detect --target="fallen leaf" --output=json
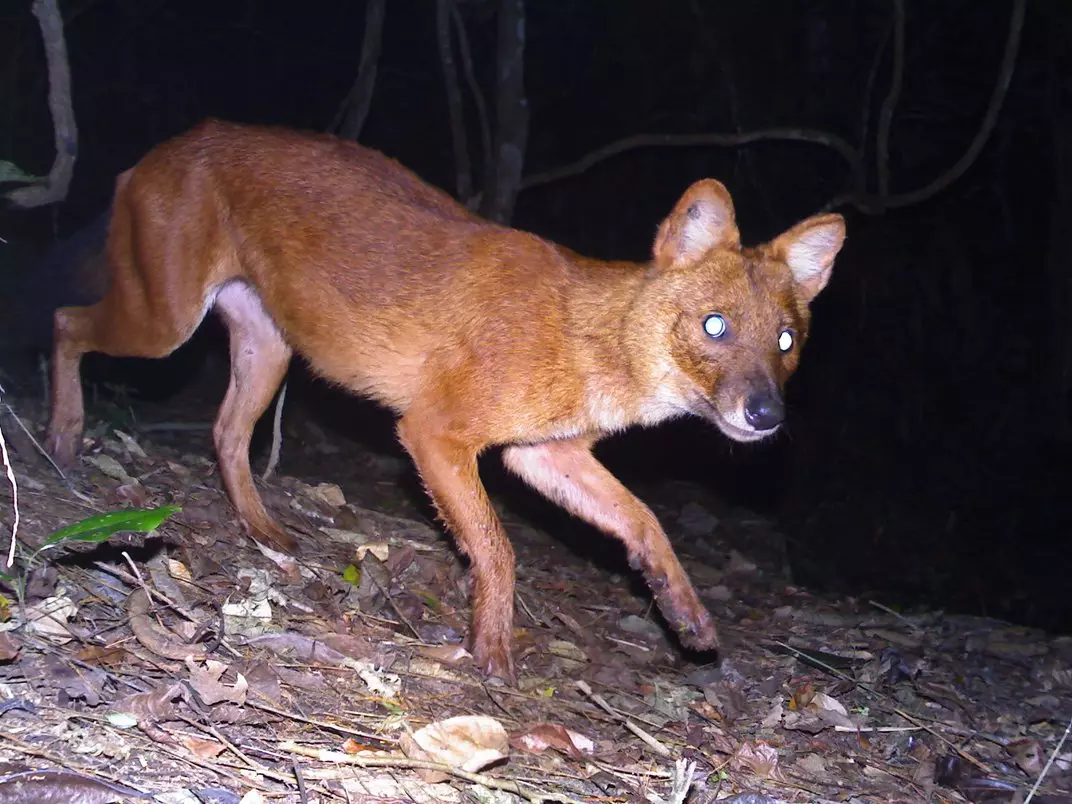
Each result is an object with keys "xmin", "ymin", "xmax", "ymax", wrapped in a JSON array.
[
  {"xmin": 419, "ymin": 643, "xmax": 473, "ymax": 665},
  {"xmin": 299, "ymin": 481, "xmax": 347, "ymax": 508},
  {"xmin": 84, "ymin": 453, "xmax": 135, "ymax": 484},
  {"xmin": 110, "ymin": 682, "xmax": 185, "ymax": 726},
  {"xmin": 187, "ymin": 658, "xmax": 249, "ymax": 705},
  {"xmin": 400, "ymin": 715, "xmax": 509, "ymax": 782},
  {"xmin": 181, "ymin": 735, "xmax": 227, "ymax": 760},
  {"xmin": 0, "ymin": 768, "xmax": 146, "ymax": 803},
  {"xmin": 24, "ymin": 594, "xmax": 77, "ymax": 644},
  {"xmin": 356, "ymin": 542, "xmax": 391, "ymax": 562},
  {"xmin": 0, "ymin": 632, "xmax": 21, "ymax": 661},
  {"xmin": 112, "ymin": 429, "xmax": 148, "ymax": 458},
  {"xmin": 732, "ymin": 740, "xmax": 782, "ymax": 779},
  {"xmin": 511, "ymin": 723, "xmax": 595, "ymax": 759}
]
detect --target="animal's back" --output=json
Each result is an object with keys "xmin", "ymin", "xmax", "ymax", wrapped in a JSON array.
[{"xmin": 113, "ymin": 120, "xmax": 571, "ymax": 411}]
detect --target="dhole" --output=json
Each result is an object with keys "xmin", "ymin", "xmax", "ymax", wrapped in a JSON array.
[{"xmin": 46, "ymin": 120, "xmax": 845, "ymax": 682}]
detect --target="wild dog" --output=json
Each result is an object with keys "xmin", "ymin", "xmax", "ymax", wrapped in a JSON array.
[{"xmin": 46, "ymin": 120, "xmax": 846, "ymax": 681}]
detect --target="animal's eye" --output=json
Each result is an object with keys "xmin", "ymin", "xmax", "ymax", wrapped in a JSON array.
[
  {"xmin": 778, "ymin": 329, "xmax": 794, "ymax": 352},
  {"xmin": 703, "ymin": 314, "xmax": 727, "ymax": 339}
]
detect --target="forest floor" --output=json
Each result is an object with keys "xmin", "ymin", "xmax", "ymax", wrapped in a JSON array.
[{"xmin": 0, "ymin": 352, "xmax": 1069, "ymax": 804}]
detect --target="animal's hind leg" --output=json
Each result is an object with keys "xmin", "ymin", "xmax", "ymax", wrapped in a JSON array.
[
  {"xmin": 46, "ymin": 293, "xmax": 196, "ymax": 468},
  {"xmin": 211, "ymin": 282, "xmax": 295, "ymax": 553}
]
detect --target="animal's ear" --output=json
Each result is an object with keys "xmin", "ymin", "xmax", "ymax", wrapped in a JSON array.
[
  {"xmin": 768, "ymin": 213, "xmax": 846, "ymax": 303},
  {"xmin": 652, "ymin": 179, "xmax": 740, "ymax": 271}
]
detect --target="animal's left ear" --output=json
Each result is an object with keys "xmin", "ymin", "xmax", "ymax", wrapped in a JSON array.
[{"xmin": 769, "ymin": 213, "xmax": 846, "ymax": 303}]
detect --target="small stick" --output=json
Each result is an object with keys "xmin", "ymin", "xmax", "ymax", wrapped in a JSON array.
[{"xmin": 575, "ymin": 679, "xmax": 671, "ymax": 757}]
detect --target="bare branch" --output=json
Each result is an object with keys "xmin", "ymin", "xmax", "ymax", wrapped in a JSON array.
[
  {"xmin": 858, "ymin": 10, "xmax": 895, "ymax": 170},
  {"xmin": 333, "ymin": 0, "xmax": 385, "ymax": 141},
  {"xmin": 452, "ymin": 3, "xmax": 491, "ymax": 209},
  {"xmin": 5, "ymin": 0, "xmax": 78, "ymax": 209},
  {"xmin": 520, "ymin": 128, "xmax": 861, "ymax": 193},
  {"xmin": 436, "ymin": 0, "xmax": 472, "ymax": 202},
  {"xmin": 883, "ymin": 0, "xmax": 1026, "ymax": 209},
  {"xmin": 876, "ymin": 0, "xmax": 905, "ymax": 205}
]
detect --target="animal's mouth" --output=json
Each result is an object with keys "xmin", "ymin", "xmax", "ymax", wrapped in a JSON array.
[{"xmin": 688, "ymin": 392, "xmax": 777, "ymax": 444}]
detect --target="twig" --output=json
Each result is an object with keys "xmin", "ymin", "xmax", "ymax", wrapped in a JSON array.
[
  {"xmin": 261, "ymin": 380, "xmax": 286, "ymax": 482},
  {"xmin": 769, "ymin": 639, "xmax": 994, "ymax": 775},
  {"xmin": 0, "ymin": 729, "xmax": 150, "ymax": 796},
  {"xmin": 452, "ymin": 2, "xmax": 491, "ymax": 209},
  {"xmin": 1024, "ymin": 717, "xmax": 1072, "ymax": 804},
  {"xmin": 876, "ymin": 0, "xmax": 905, "ymax": 205},
  {"xmin": 437, "ymin": 0, "xmax": 472, "ymax": 201},
  {"xmin": 520, "ymin": 128, "xmax": 860, "ymax": 194},
  {"xmin": 1, "ymin": 401, "xmax": 70, "ymax": 484},
  {"xmin": 880, "ymin": 0, "xmax": 1026, "ymax": 209},
  {"xmin": 575, "ymin": 679, "xmax": 671, "ymax": 758},
  {"xmin": 279, "ymin": 741, "xmax": 584, "ymax": 804},
  {"xmin": 0, "ymin": 396, "xmax": 20, "ymax": 569}
]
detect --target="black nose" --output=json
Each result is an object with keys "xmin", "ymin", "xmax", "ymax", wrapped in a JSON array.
[{"xmin": 743, "ymin": 392, "xmax": 785, "ymax": 431}]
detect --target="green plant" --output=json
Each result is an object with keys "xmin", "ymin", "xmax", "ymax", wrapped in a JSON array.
[{"xmin": 0, "ymin": 505, "xmax": 180, "ymax": 613}]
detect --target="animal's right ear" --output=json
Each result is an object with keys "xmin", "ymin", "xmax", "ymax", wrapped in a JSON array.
[{"xmin": 652, "ymin": 179, "xmax": 740, "ymax": 271}]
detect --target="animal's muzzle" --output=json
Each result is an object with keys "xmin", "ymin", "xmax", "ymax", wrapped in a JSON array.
[{"xmin": 743, "ymin": 388, "xmax": 785, "ymax": 431}]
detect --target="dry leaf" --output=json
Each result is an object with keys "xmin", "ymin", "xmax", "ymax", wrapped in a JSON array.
[
  {"xmin": 511, "ymin": 723, "xmax": 595, "ymax": 759},
  {"xmin": 187, "ymin": 658, "xmax": 249, "ymax": 705},
  {"xmin": 419, "ymin": 644, "xmax": 473, "ymax": 665},
  {"xmin": 0, "ymin": 632, "xmax": 21, "ymax": 661},
  {"xmin": 112, "ymin": 429, "xmax": 148, "ymax": 458},
  {"xmin": 110, "ymin": 682, "xmax": 185, "ymax": 725},
  {"xmin": 180, "ymin": 735, "xmax": 226, "ymax": 759},
  {"xmin": 400, "ymin": 715, "xmax": 509, "ymax": 782},
  {"xmin": 732, "ymin": 740, "xmax": 782, "ymax": 779},
  {"xmin": 24, "ymin": 594, "xmax": 77, "ymax": 644},
  {"xmin": 84, "ymin": 453, "xmax": 134, "ymax": 483},
  {"xmin": 356, "ymin": 542, "xmax": 391, "ymax": 562},
  {"xmin": 301, "ymin": 481, "xmax": 347, "ymax": 508}
]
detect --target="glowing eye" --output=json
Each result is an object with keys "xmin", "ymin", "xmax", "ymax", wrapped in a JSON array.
[
  {"xmin": 778, "ymin": 329, "xmax": 794, "ymax": 352},
  {"xmin": 703, "ymin": 314, "xmax": 727, "ymax": 339}
]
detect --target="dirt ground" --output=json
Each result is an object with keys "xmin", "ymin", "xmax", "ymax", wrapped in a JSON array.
[{"xmin": 0, "ymin": 356, "xmax": 1070, "ymax": 804}]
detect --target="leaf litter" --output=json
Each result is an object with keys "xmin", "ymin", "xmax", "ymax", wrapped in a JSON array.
[{"xmin": 0, "ymin": 382, "xmax": 1069, "ymax": 803}]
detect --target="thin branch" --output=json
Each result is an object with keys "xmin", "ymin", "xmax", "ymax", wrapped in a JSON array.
[
  {"xmin": 436, "ymin": 0, "xmax": 472, "ymax": 201},
  {"xmin": 883, "ymin": 0, "xmax": 1026, "ymax": 209},
  {"xmin": 5, "ymin": 0, "xmax": 78, "ymax": 209},
  {"xmin": 857, "ymin": 10, "xmax": 895, "ymax": 184},
  {"xmin": 876, "ymin": 0, "xmax": 905, "ymax": 205},
  {"xmin": 520, "ymin": 128, "xmax": 860, "ymax": 193},
  {"xmin": 452, "ymin": 3, "xmax": 492, "ymax": 209},
  {"xmin": 333, "ymin": 0, "xmax": 385, "ymax": 141}
]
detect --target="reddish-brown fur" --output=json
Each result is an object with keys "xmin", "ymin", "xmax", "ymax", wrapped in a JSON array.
[{"xmin": 46, "ymin": 120, "xmax": 846, "ymax": 682}]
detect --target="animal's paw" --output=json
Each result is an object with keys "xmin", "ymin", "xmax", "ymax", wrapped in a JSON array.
[
  {"xmin": 45, "ymin": 428, "xmax": 80, "ymax": 469},
  {"xmin": 471, "ymin": 631, "xmax": 517, "ymax": 685},
  {"xmin": 652, "ymin": 577, "xmax": 720, "ymax": 652},
  {"xmin": 247, "ymin": 518, "xmax": 299, "ymax": 554}
]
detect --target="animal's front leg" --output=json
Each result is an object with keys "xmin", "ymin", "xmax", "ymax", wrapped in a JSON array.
[
  {"xmin": 397, "ymin": 414, "xmax": 517, "ymax": 683},
  {"xmin": 502, "ymin": 438, "xmax": 718, "ymax": 651}
]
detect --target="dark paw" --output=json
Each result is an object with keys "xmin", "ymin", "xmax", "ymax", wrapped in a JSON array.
[
  {"xmin": 45, "ymin": 429, "xmax": 79, "ymax": 469},
  {"xmin": 471, "ymin": 636, "xmax": 517, "ymax": 685},
  {"xmin": 248, "ymin": 519, "xmax": 299, "ymax": 554},
  {"xmin": 676, "ymin": 607, "xmax": 719, "ymax": 652}
]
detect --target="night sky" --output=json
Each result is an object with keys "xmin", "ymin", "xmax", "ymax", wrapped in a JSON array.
[{"xmin": 2, "ymin": 0, "xmax": 1068, "ymax": 633}]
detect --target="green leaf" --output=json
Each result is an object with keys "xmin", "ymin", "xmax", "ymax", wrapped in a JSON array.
[
  {"xmin": 43, "ymin": 506, "xmax": 181, "ymax": 548},
  {"xmin": 342, "ymin": 564, "xmax": 361, "ymax": 585}
]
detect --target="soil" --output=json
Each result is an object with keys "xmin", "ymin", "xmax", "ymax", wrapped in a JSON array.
[{"xmin": 0, "ymin": 352, "xmax": 1069, "ymax": 804}]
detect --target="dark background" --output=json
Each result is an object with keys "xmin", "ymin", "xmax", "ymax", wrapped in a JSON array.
[{"xmin": 1, "ymin": 0, "xmax": 1069, "ymax": 633}]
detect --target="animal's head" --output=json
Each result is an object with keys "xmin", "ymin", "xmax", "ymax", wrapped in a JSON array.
[{"xmin": 630, "ymin": 179, "xmax": 845, "ymax": 442}]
